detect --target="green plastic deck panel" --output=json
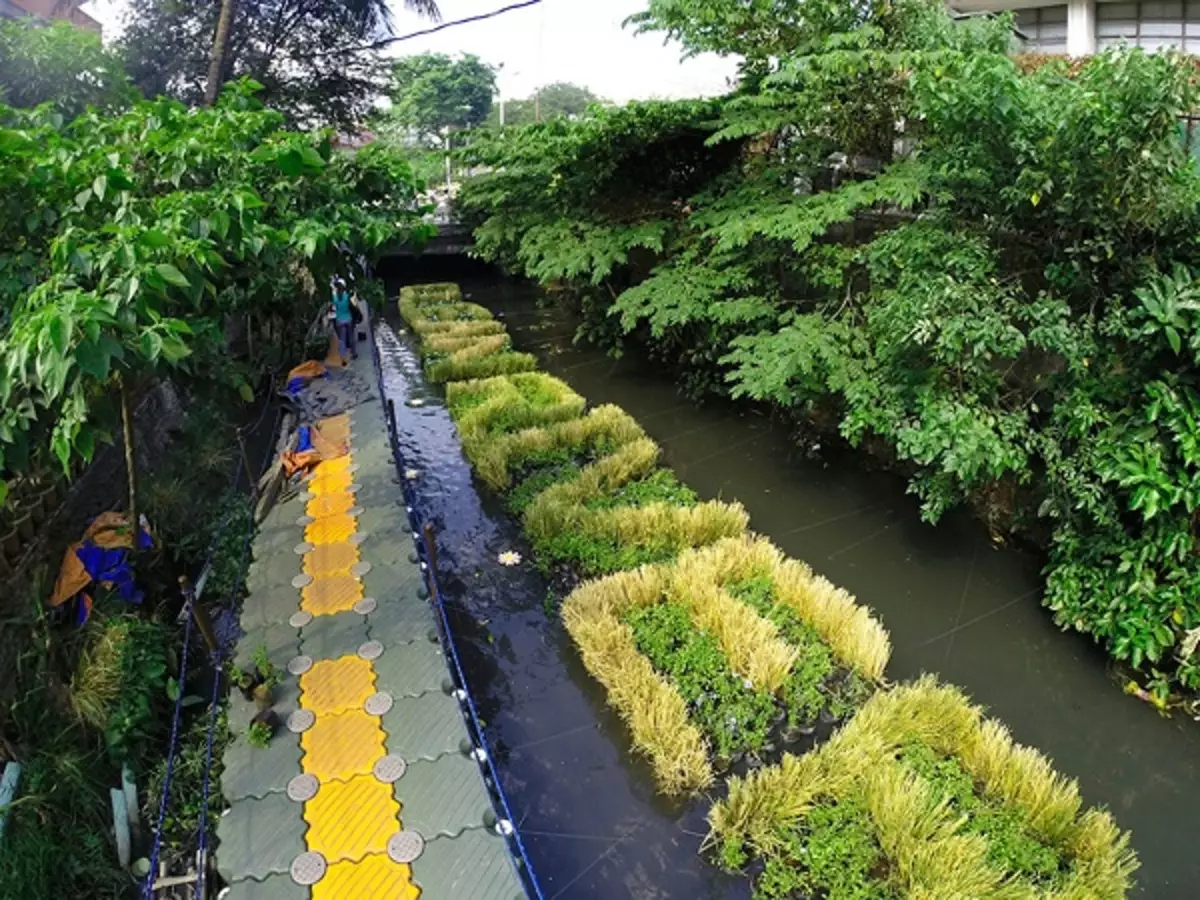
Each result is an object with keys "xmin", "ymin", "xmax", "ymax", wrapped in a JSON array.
[{"xmin": 217, "ymin": 348, "xmax": 525, "ymax": 898}]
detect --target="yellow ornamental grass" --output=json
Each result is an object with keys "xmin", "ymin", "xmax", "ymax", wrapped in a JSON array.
[
  {"xmin": 562, "ymin": 567, "xmax": 713, "ymax": 793},
  {"xmin": 398, "ymin": 282, "xmax": 461, "ymax": 305},
  {"xmin": 472, "ymin": 404, "xmax": 648, "ymax": 489},
  {"xmin": 666, "ymin": 570, "xmax": 796, "ymax": 694},
  {"xmin": 446, "ymin": 372, "xmax": 586, "ymax": 454},
  {"xmin": 678, "ymin": 537, "xmax": 891, "ymax": 682},
  {"xmin": 709, "ymin": 677, "xmax": 1138, "ymax": 899}
]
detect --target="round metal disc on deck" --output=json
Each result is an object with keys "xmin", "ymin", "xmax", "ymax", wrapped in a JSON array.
[
  {"xmin": 293, "ymin": 542, "xmax": 313, "ymax": 556},
  {"xmin": 290, "ymin": 851, "xmax": 327, "ymax": 886},
  {"xmin": 286, "ymin": 773, "xmax": 319, "ymax": 803},
  {"xmin": 298, "ymin": 492, "xmax": 314, "ymax": 503},
  {"xmin": 357, "ymin": 640, "xmax": 384, "ymax": 661},
  {"xmin": 287, "ymin": 655, "xmax": 313, "ymax": 676},
  {"xmin": 296, "ymin": 515, "xmax": 315, "ymax": 527},
  {"xmin": 354, "ymin": 597, "xmax": 377, "ymax": 615},
  {"xmin": 289, "ymin": 611, "xmax": 313, "ymax": 629},
  {"xmin": 373, "ymin": 755, "xmax": 407, "ymax": 784},
  {"xmin": 364, "ymin": 692, "xmax": 393, "ymax": 716},
  {"xmin": 350, "ymin": 561, "xmax": 372, "ymax": 578},
  {"xmin": 386, "ymin": 831, "xmax": 425, "ymax": 864},
  {"xmin": 350, "ymin": 533, "xmax": 368, "ymax": 546},
  {"xmin": 348, "ymin": 507, "xmax": 365, "ymax": 517},
  {"xmin": 287, "ymin": 709, "xmax": 316, "ymax": 734},
  {"xmin": 291, "ymin": 573, "xmax": 313, "ymax": 589}
]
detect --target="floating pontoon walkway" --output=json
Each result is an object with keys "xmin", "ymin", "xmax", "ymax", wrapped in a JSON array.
[{"xmin": 216, "ymin": 350, "xmax": 526, "ymax": 899}]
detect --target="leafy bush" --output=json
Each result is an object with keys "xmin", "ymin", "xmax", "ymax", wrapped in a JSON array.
[{"xmin": 457, "ymin": 0, "xmax": 1200, "ymax": 704}]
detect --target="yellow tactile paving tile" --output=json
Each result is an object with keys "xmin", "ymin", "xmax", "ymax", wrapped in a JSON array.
[
  {"xmin": 300, "ymin": 656, "xmax": 376, "ymax": 716},
  {"xmin": 303, "ymin": 775, "xmax": 400, "ymax": 864},
  {"xmin": 313, "ymin": 854, "xmax": 420, "ymax": 900},
  {"xmin": 310, "ymin": 471, "xmax": 355, "ymax": 496},
  {"xmin": 300, "ymin": 572, "xmax": 363, "ymax": 616},
  {"xmin": 307, "ymin": 491, "xmax": 357, "ymax": 519},
  {"xmin": 301, "ymin": 709, "xmax": 387, "ymax": 782},
  {"xmin": 313, "ymin": 453, "xmax": 353, "ymax": 476},
  {"xmin": 303, "ymin": 541, "xmax": 360, "ymax": 577},
  {"xmin": 305, "ymin": 514, "xmax": 358, "ymax": 546}
]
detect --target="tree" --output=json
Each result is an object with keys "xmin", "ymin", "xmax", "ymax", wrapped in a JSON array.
[
  {"xmin": 120, "ymin": 0, "xmax": 440, "ymax": 129},
  {"xmin": 0, "ymin": 78, "xmax": 428, "ymax": 514},
  {"xmin": 0, "ymin": 19, "xmax": 135, "ymax": 119},
  {"xmin": 383, "ymin": 53, "xmax": 496, "ymax": 143},
  {"xmin": 488, "ymin": 82, "xmax": 603, "ymax": 127}
]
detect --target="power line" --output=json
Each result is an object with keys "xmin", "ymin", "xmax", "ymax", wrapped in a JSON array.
[{"xmin": 297, "ymin": 0, "xmax": 544, "ymax": 60}]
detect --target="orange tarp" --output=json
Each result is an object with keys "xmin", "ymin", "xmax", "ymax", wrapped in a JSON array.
[
  {"xmin": 281, "ymin": 417, "xmax": 349, "ymax": 477},
  {"xmin": 49, "ymin": 512, "xmax": 146, "ymax": 610}
]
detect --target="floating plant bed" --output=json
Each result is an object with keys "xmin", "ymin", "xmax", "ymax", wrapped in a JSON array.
[
  {"xmin": 562, "ymin": 536, "xmax": 888, "ymax": 792},
  {"xmin": 395, "ymin": 281, "xmax": 1138, "ymax": 896},
  {"xmin": 710, "ymin": 678, "xmax": 1139, "ymax": 899}
]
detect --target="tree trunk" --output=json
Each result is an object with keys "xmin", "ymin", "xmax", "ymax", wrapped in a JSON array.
[
  {"xmin": 119, "ymin": 374, "xmax": 140, "ymax": 557},
  {"xmin": 203, "ymin": 0, "xmax": 239, "ymax": 107}
]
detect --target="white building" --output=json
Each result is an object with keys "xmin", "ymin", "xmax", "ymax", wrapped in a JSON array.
[{"xmin": 951, "ymin": 0, "xmax": 1200, "ymax": 56}]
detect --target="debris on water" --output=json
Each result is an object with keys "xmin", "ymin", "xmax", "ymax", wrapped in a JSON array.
[
  {"xmin": 404, "ymin": 468, "xmax": 420, "ymax": 480},
  {"xmin": 498, "ymin": 550, "xmax": 522, "ymax": 566}
]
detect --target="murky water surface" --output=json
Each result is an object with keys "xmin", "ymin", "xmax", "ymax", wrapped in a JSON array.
[{"xmin": 380, "ymin": 260, "xmax": 1200, "ymax": 898}]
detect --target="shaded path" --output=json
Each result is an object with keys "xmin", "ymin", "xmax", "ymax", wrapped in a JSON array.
[{"xmin": 216, "ymin": 341, "xmax": 523, "ymax": 898}]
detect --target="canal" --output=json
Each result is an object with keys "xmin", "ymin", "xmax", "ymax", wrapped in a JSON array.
[{"xmin": 380, "ymin": 258, "xmax": 1200, "ymax": 898}]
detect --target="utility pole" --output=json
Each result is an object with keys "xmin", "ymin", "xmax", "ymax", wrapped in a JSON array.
[{"xmin": 204, "ymin": 0, "xmax": 238, "ymax": 107}]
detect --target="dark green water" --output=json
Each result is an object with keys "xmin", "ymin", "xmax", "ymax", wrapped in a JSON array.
[{"xmin": 381, "ymin": 258, "xmax": 1200, "ymax": 898}]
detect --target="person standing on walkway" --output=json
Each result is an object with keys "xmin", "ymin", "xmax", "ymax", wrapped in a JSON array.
[{"xmin": 330, "ymin": 276, "xmax": 357, "ymax": 363}]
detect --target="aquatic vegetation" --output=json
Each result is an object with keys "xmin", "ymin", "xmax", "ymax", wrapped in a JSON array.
[
  {"xmin": 397, "ymin": 280, "xmax": 1136, "ymax": 893},
  {"xmin": 498, "ymin": 550, "xmax": 523, "ymax": 566},
  {"xmin": 710, "ymin": 678, "xmax": 1139, "ymax": 899},
  {"xmin": 561, "ymin": 537, "xmax": 887, "ymax": 790},
  {"xmin": 446, "ymin": 372, "xmax": 586, "ymax": 455},
  {"xmin": 399, "ymin": 284, "xmax": 535, "ymax": 382}
]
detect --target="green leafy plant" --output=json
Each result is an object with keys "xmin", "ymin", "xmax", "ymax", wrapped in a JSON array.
[
  {"xmin": 252, "ymin": 643, "xmax": 282, "ymax": 690},
  {"xmin": 627, "ymin": 601, "xmax": 776, "ymax": 762},
  {"xmin": 246, "ymin": 720, "xmax": 272, "ymax": 750}
]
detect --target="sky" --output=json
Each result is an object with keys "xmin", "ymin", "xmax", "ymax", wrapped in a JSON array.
[{"xmin": 79, "ymin": 0, "xmax": 739, "ymax": 104}]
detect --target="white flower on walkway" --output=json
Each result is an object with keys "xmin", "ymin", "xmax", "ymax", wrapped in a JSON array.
[
  {"xmin": 497, "ymin": 550, "xmax": 522, "ymax": 567},
  {"xmin": 404, "ymin": 468, "xmax": 420, "ymax": 480}
]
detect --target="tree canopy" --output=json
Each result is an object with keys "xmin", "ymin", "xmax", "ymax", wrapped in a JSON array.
[
  {"xmin": 0, "ymin": 19, "xmax": 134, "ymax": 119},
  {"xmin": 119, "ymin": 0, "xmax": 438, "ymax": 129},
  {"xmin": 489, "ymin": 82, "xmax": 603, "ymax": 127},
  {"xmin": 0, "ymin": 78, "xmax": 428, "ymax": 499},
  {"xmin": 382, "ymin": 53, "xmax": 497, "ymax": 142},
  {"xmin": 460, "ymin": 0, "xmax": 1200, "ymax": 706}
]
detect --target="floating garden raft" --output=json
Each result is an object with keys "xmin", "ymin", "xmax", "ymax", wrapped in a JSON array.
[{"xmin": 397, "ymin": 282, "xmax": 1139, "ymax": 898}]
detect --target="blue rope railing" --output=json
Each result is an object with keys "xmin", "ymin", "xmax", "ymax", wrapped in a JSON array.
[
  {"xmin": 139, "ymin": 386, "xmax": 279, "ymax": 900},
  {"xmin": 367, "ymin": 308, "xmax": 546, "ymax": 900}
]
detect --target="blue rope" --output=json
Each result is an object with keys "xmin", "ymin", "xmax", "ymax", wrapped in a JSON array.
[
  {"xmin": 139, "ymin": 384, "xmax": 279, "ymax": 899},
  {"xmin": 141, "ymin": 597, "xmax": 195, "ymax": 900},
  {"xmin": 369, "ymin": 313, "xmax": 546, "ymax": 900},
  {"xmin": 192, "ymin": 643, "xmax": 224, "ymax": 900}
]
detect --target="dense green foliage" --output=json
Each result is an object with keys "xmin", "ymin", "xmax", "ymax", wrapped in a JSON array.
[
  {"xmin": 898, "ymin": 741, "xmax": 1066, "ymax": 886},
  {"xmin": 488, "ymin": 82, "xmax": 604, "ymax": 127},
  {"xmin": 0, "ymin": 79, "xmax": 426, "ymax": 501},
  {"xmin": 0, "ymin": 20, "xmax": 134, "ymax": 119},
  {"xmin": 627, "ymin": 600, "xmax": 776, "ymax": 760},
  {"xmin": 753, "ymin": 795, "xmax": 897, "ymax": 900},
  {"xmin": 382, "ymin": 53, "xmax": 497, "ymax": 142},
  {"xmin": 459, "ymin": 0, "xmax": 1200, "ymax": 704},
  {"xmin": 729, "ymin": 575, "xmax": 873, "ymax": 727}
]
